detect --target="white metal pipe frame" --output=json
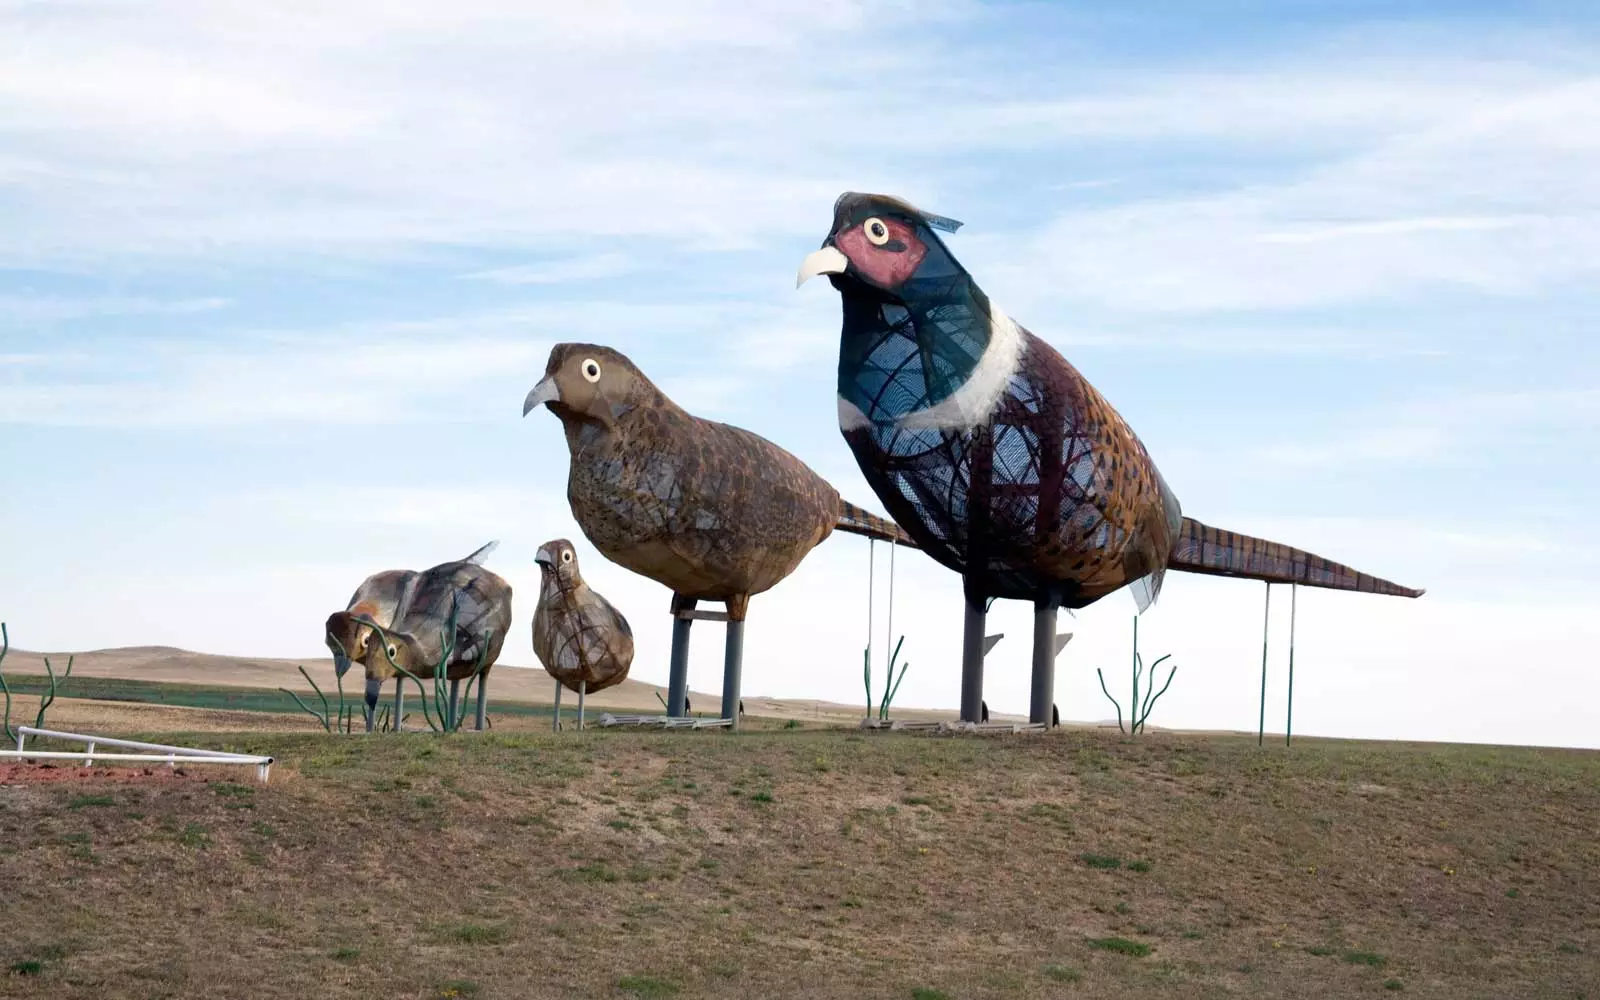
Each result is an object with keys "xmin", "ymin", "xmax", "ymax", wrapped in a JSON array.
[{"xmin": 5, "ymin": 726, "xmax": 274, "ymax": 783}]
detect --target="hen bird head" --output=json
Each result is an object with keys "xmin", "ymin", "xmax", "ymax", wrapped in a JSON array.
[
  {"xmin": 796, "ymin": 191, "xmax": 964, "ymax": 299},
  {"xmin": 325, "ymin": 609, "xmax": 378, "ymax": 677},
  {"xmin": 535, "ymin": 538, "xmax": 582, "ymax": 587},
  {"xmin": 522, "ymin": 342, "xmax": 657, "ymax": 430}
]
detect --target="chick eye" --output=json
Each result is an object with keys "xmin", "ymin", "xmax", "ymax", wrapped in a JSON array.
[
  {"xmin": 581, "ymin": 358, "xmax": 602, "ymax": 383},
  {"xmin": 561, "ymin": 550, "xmax": 573, "ymax": 564},
  {"xmin": 863, "ymin": 217, "xmax": 890, "ymax": 246}
]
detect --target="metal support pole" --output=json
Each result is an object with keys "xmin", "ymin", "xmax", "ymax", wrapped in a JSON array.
[
  {"xmin": 393, "ymin": 678, "xmax": 404, "ymax": 733},
  {"xmin": 1029, "ymin": 602, "xmax": 1058, "ymax": 726},
  {"xmin": 1258, "ymin": 582, "xmax": 1271, "ymax": 747},
  {"xmin": 578, "ymin": 680, "xmax": 586, "ymax": 731},
  {"xmin": 667, "ymin": 599, "xmax": 694, "ymax": 718},
  {"xmin": 885, "ymin": 541, "xmax": 895, "ymax": 667},
  {"xmin": 721, "ymin": 619, "xmax": 745, "ymax": 730},
  {"xmin": 553, "ymin": 678, "xmax": 562, "ymax": 732},
  {"xmin": 475, "ymin": 675, "xmax": 488, "ymax": 731},
  {"xmin": 1286, "ymin": 583, "xmax": 1297, "ymax": 747},
  {"xmin": 449, "ymin": 679, "xmax": 461, "ymax": 731},
  {"xmin": 959, "ymin": 595, "xmax": 986, "ymax": 723}
]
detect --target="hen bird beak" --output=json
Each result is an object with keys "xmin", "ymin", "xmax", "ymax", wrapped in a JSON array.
[
  {"xmin": 522, "ymin": 376, "xmax": 560, "ymax": 416},
  {"xmin": 534, "ymin": 550, "xmax": 554, "ymax": 567},
  {"xmin": 796, "ymin": 246, "xmax": 849, "ymax": 288}
]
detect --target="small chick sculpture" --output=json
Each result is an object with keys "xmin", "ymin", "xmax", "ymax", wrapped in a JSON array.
[
  {"xmin": 522, "ymin": 342, "xmax": 911, "ymax": 726},
  {"xmin": 359, "ymin": 542, "xmax": 513, "ymax": 731},
  {"xmin": 531, "ymin": 538, "xmax": 634, "ymax": 730}
]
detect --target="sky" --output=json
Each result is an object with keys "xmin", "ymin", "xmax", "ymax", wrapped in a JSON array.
[{"xmin": 2, "ymin": 1, "xmax": 1596, "ymax": 749}]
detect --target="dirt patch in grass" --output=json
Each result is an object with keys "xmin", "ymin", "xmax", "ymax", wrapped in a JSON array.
[
  {"xmin": 0, "ymin": 729, "xmax": 1594, "ymax": 999},
  {"xmin": 0, "ymin": 762, "xmax": 212, "ymax": 785}
]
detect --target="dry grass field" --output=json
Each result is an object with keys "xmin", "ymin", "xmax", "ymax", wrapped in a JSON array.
[{"xmin": 1, "ymin": 717, "xmax": 1595, "ymax": 999}]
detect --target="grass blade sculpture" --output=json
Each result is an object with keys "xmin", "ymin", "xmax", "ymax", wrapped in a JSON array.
[
  {"xmin": 279, "ymin": 664, "xmax": 354, "ymax": 734},
  {"xmin": 0, "ymin": 622, "xmax": 12, "ymax": 745},
  {"xmin": 1096, "ymin": 617, "xmax": 1178, "ymax": 736},
  {"xmin": 0, "ymin": 622, "xmax": 76, "ymax": 741},
  {"xmin": 864, "ymin": 635, "xmax": 912, "ymax": 721}
]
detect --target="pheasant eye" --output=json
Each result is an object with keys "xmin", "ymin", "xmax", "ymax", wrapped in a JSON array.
[
  {"xmin": 863, "ymin": 217, "xmax": 890, "ymax": 246},
  {"xmin": 581, "ymin": 359, "xmax": 602, "ymax": 382}
]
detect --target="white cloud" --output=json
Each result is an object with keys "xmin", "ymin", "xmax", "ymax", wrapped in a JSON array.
[
  {"xmin": 1250, "ymin": 388, "xmax": 1600, "ymax": 467},
  {"xmin": 463, "ymin": 254, "xmax": 637, "ymax": 286},
  {"xmin": 1001, "ymin": 78, "xmax": 1600, "ymax": 312}
]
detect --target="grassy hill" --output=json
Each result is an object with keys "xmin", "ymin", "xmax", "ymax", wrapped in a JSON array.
[{"xmin": 0, "ymin": 727, "xmax": 1594, "ymax": 999}]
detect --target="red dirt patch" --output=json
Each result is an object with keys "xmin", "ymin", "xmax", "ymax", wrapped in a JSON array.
[{"xmin": 0, "ymin": 761, "xmax": 211, "ymax": 785}]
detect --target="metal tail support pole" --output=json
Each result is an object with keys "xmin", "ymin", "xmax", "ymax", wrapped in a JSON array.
[
  {"xmin": 1286, "ymin": 583, "xmax": 1297, "ymax": 747},
  {"xmin": 959, "ymin": 596, "xmax": 986, "ymax": 723},
  {"xmin": 667, "ymin": 597, "xmax": 695, "ymax": 718},
  {"xmin": 1258, "ymin": 582, "xmax": 1272, "ymax": 747},
  {"xmin": 721, "ymin": 619, "xmax": 745, "ymax": 731},
  {"xmin": 1029, "ymin": 601, "xmax": 1059, "ymax": 726},
  {"xmin": 578, "ymin": 680, "xmax": 587, "ymax": 731},
  {"xmin": 553, "ymin": 678, "xmax": 563, "ymax": 732}
]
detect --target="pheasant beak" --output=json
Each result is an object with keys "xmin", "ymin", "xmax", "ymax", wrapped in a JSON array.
[
  {"xmin": 522, "ymin": 376, "xmax": 560, "ymax": 416},
  {"xmin": 796, "ymin": 245, "xmax": 849, "ymax": 288}
]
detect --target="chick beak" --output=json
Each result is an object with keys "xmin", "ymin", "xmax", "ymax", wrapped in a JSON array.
[
  {"xmin": 522, "ymin": 376, "xmax": 560, "ymax": 416},
  {"xmin": 796, "ymin": 245, "xmax": 849, "ymax": 288}
]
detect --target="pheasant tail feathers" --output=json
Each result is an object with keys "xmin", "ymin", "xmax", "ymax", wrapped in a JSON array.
[
  {"xmin": 1168, "ymin": 517, "xmax": 1424, "ymax": 598},
  {"xmin": 835, "ymin": 499, "xmax": 918, "ymax": 548}
]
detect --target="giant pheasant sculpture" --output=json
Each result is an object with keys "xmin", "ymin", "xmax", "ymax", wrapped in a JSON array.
[
  {"xmin": 522, "ymin": 342, "xmax": 912, "ymax": 725},
  {"xmin": 798, "ymin": 191, "xmax": 1423, "ymax": 724}
]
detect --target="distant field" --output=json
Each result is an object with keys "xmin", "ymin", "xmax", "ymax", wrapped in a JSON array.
[{"xmin": 0, "ymin": 725, "xmax": 1595, "ymax": 999}]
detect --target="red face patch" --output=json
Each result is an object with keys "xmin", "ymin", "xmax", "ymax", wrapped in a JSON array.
[{"xmin": 835, "ymin": 215, "xmax": 927, "ymax": 290}]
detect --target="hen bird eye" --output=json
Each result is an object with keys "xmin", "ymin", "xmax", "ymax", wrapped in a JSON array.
[
  {"xmin": 386, "ymin": 644, "xmax": 398, "ymax": 659},
  {"xmin": 581, "ymin": 358, "xmax": 602, "ymax": 382},
  {"xmin": 356, "ymin": 633, "xmax": 368, "ymax": 650},
  {"xmin": 863, "ymin": 217, "xmax": 890, "ymax": 246},
  {"xmin": 561, "ymin": 549, "xmax": 573, "ymax": 564}
]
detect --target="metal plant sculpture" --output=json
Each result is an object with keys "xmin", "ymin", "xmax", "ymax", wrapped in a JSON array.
[
  {"xmin": 280, "ymin": 664, "xmax": 356, "ymax": 734},
  {"xmin": 1096, "ymin": 617, "xmax": 1177, "ymax": 736},
  {"xmin": 0, "ymin": 622, "xmax": 76, "ymax": 742},
  {"xmin": 0, "ymin": 622, "xmax": 11, "ymax": 744},
  {"xmin": 863, "ymin": 635, "xmax": 911, "ymax": 721}
]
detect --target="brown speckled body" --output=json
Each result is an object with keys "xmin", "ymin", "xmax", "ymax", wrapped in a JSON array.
[
  {"xmin": 365, "ymin": 555, "xmax": 514, "ymax": 683},
  {"xmin": 531, "ymin": 539, "xmax": 634, "ymax": 694},
  {"xmin": 530, "ymin": 343, "xmax": 889, "ymax": 618}
]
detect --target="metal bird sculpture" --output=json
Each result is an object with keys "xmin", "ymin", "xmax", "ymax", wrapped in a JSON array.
[
  {"xmin": 798, "ymin": 191, "xmax": 1424, "ymax": 724},
  {"xmin": 353, "ymin": 541, "xmax": 512, "ymax": 731},
  {"xmin": 521, "ymin": 342, "xmax": 912, "ymax": 725},
  {"xmin": 531, "ymin": 538, "xmax": 634, "ymax": 730}
]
